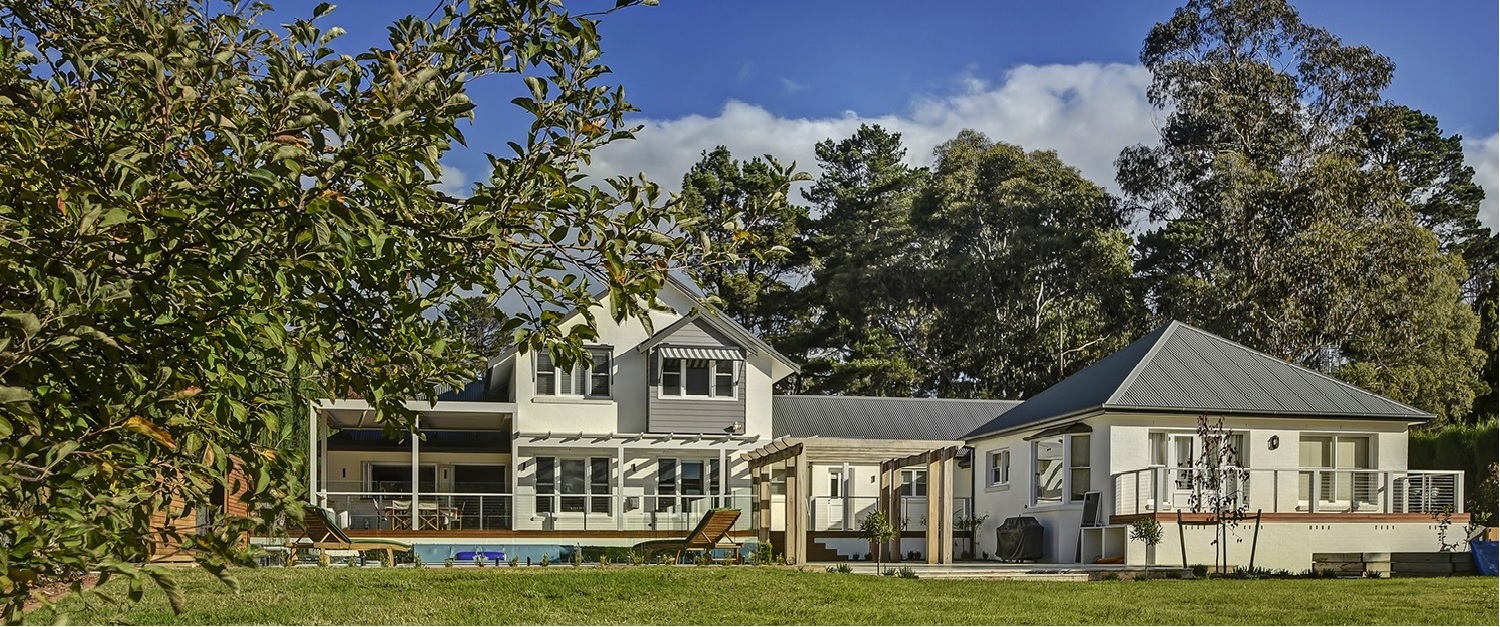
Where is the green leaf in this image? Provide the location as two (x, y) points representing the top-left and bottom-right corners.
(0, 312), (40, 337)
(312, 2), (336, 18)
(0, 386), (32, 404)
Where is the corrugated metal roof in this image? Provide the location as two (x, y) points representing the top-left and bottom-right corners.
(964, 321), (1432, 439)
(773, 395), (1022, 441)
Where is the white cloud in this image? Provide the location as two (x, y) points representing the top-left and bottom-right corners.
(590, 62), (1160, 208)
(1464, 133), (1499, 231)
(435, 163), (472, 199)
(779, 77), (807, 94)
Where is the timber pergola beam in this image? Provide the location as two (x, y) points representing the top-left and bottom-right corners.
(744, 437), (964, 566)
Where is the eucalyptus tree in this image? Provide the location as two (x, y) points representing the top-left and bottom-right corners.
(1119, 0), (1486, 421)
(913, 130), (1138, 399)
(0, 0), (716, 617)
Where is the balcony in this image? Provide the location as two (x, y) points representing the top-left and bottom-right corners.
(1109, 466), (1464, 517)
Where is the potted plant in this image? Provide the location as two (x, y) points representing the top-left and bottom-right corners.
(1130, 517), (1163, 573)
(860, 510), (896, 575)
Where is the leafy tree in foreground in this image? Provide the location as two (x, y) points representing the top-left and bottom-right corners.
(1119, 0), (1486, 421)
(0, 0), (710, 618)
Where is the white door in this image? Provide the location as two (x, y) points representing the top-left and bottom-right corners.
(1168, 434), (1197, 507)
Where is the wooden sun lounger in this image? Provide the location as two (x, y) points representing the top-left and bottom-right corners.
(634, 508), (744, 564)
(287, 506), (412, 566)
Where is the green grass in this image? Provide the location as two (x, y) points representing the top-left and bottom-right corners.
(28, 566), (1499, 625)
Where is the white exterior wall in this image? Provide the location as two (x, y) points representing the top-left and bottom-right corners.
(968, 410), (1427, 569)
(510, 286), (777, 441)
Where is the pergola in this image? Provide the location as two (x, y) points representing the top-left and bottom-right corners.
(743, 437), (963, 565)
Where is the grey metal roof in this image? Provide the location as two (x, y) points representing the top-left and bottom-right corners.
(773, 395), (1022, 441)
(964, 321), (1432, 439)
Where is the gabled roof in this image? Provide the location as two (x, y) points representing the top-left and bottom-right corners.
(476, 274), (799, 382)
(964, 321), (1433, 439)
(775, 395), (1021, 441)
(638, 275), (799, 382)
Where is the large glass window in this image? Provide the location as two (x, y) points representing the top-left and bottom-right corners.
(1033, 437), (1065, 504)
(367, 464), (437, 494)
(660, 357), (739, 399)
(535, 457), (555, 514)
(535, 348), (612, 398)
(535, 456), (612, 515)
(1299, 435), (1373, 503)
(657, 458), (717, 511)
(560, 459), (586, 513)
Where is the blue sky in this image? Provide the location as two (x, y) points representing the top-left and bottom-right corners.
(268, 0), (1499, 227)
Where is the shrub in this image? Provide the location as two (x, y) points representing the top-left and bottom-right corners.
(895, 567), (919, 579)
(571, 549), (584, 568)
(443, 558), (455, 568)
(1133, 572), (1150, 581)
(1100, 572), (1120, 581)
(509, 556), (519, 568)
(540, 553), (550, 567)
(1190, 564), (1208, 578)
(826, 563), (853, 574)
(1411, 420), (1499, 526)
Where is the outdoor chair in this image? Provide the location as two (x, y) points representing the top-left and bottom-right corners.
(286, 506), (412, 566)
(633, 508), (743, 564)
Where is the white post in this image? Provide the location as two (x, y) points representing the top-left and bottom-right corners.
(617, 444), (626, 531)
(1455, 472), (1465, 513)
(307, 402), (319, 506)
(841, 461), (851, 531)
(410, 429), (420, 530)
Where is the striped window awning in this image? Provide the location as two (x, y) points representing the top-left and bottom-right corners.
(659, 345), (744, 361)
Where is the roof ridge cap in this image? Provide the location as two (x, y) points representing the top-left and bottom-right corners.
(1105, 321), (1181, 407)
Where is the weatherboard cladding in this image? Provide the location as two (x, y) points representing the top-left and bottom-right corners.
(964, 321), (1430, 439)
(772, 396), (1021, 441)
(646, 318), (746, 434)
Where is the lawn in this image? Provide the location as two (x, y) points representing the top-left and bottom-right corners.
(27, 566), (1499, 625)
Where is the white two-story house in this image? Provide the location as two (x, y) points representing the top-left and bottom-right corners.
(307, 277), (797, 563)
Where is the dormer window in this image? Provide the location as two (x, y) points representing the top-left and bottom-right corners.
(657, 346), (741, 399)
(535, 347), (612, 398)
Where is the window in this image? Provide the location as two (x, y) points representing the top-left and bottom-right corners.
(534, 456), (612, 515)
(829, 469), (844, 497)
(1299, 435), (1373, 503)
(535, 457), (555, 513)
(1069, 435), (1091, 502)
(1031, 434), (1091, 505)
(659, 357), (739, 399)
(714, 360), (735, 397)
(899, 469), (927, 497)
(989, 450), (1010, 486)
(1033, 437), (1064, 504)
(656, 458), (718, 512)
(535, 348), (612, 398)
(366, 464), (436, 494)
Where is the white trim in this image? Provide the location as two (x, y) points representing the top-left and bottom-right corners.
(986, 447), (1011, 488)
(1030, 433), (1091, 507)
(655, 355), (741, 401)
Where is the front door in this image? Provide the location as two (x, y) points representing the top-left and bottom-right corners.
(1168, 434), (1197, 506)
